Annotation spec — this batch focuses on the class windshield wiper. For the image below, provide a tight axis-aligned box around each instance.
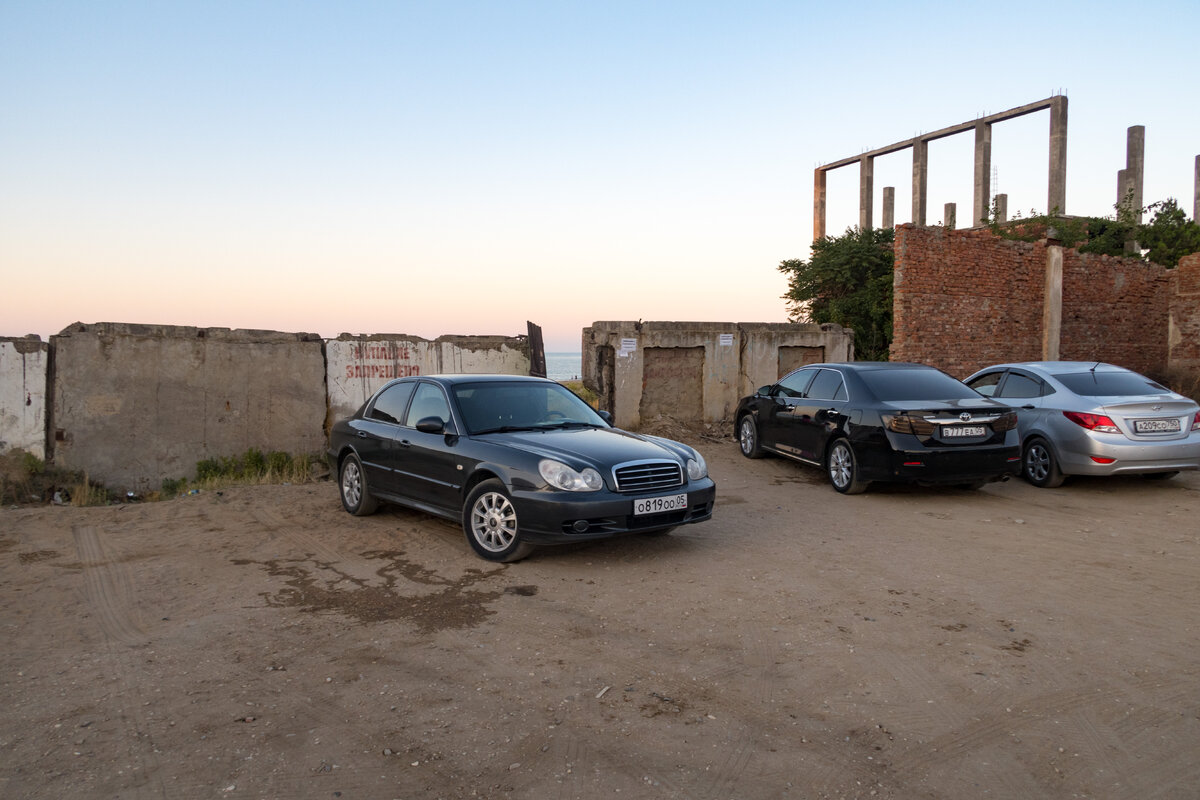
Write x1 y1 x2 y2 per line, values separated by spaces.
472 425 542 434
539 421 603 430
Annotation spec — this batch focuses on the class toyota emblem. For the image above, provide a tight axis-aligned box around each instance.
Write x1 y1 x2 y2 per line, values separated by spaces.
959 412 973 422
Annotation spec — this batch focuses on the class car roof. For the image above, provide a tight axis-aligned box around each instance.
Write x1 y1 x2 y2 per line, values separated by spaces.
980 361 1127 375
396 373 556 385
797 362 939 372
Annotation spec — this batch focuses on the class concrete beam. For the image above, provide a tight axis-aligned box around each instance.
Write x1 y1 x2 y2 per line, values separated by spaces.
1125 125 1145 224
813 168 827 241
882 186 895 229
974 121 992 227
912 138 928 226
1048 95 1068 214
859 155 874 230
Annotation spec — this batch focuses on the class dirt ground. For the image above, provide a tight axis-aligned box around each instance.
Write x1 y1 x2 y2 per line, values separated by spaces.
2 434 1199 800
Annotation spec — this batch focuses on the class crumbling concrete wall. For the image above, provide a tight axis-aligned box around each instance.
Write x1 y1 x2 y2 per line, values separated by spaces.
325 334 530 425
0 336 48 459
50 323 327 490
1169 254 1200 370
582 321 855 429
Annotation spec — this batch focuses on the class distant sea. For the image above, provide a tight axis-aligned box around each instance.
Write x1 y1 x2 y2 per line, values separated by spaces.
546 352 583 382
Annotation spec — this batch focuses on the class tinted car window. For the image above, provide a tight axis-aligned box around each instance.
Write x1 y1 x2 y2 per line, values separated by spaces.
370 382 416 424
776 369 817 398
404 382 452 426
859 368 980 402
967 372 1003 396
1054 371 1168 397
807 369 846 401
453 381 606 434
998 372 1044 399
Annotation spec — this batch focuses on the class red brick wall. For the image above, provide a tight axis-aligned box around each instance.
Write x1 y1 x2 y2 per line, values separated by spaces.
891 225 1173 378
1170 253 1200 369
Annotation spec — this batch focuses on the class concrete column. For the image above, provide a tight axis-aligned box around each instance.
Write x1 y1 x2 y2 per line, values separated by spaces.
1117 168 1131 212
994 193 1008 223
1048 95 1068 214
912 138 928 226
973 121 992 226
1195 155 1199 223
859 155 874 230
882 186 895 229
813 168 827 242
944 203 956 230
1125 125 1145 223
1043 243 1063 360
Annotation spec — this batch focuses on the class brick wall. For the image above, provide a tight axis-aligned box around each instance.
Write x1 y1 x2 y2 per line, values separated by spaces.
892 225 1174 378
1170 253 1200 369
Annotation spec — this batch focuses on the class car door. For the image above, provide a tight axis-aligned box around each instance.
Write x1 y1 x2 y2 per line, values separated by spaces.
356 380 416 493
392 381 464 512
995 369 1052 438
759 368 818 452
788 368 850 462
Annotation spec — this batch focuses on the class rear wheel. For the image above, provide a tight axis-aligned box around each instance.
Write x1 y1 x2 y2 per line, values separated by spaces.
827 439 868 495
463 480 535 563
1023 437 1065 488
738 415 763 459
339 454 378 516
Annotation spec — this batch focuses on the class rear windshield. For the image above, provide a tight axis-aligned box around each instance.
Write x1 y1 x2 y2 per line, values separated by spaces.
858 369 980 402
1053 371 1168 397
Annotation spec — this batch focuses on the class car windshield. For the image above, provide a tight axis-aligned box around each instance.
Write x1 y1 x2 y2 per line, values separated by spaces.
859 368 981 402
453 382 608 434
1053 370 1168 397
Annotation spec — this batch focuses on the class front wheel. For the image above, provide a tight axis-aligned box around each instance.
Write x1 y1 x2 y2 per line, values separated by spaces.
339 454 379 516
1023 437 1065 488
463 480 535 563
737 415 763 459
827 439 868 495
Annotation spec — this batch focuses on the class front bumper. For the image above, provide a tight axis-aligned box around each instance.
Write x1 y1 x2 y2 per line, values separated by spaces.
508 478 717 544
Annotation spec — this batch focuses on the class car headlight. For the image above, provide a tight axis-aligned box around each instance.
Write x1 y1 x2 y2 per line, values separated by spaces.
686 451 708 481
538 459 603 492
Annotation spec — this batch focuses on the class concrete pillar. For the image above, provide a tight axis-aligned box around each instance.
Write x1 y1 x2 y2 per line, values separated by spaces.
1117 168 1131 212
813 168 827 242
912 138 928 226
1043 243 1063 360
882 186 895 229
973 121 992 226
1048 95 1068 214
1195 155 1199 223
859 155 874 230
1125 125 1145 223
944 203 956 230
994 193 1008 223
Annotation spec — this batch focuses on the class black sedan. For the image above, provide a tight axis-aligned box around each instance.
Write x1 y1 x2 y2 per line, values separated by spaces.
734 362 1021 493
328 374 716 562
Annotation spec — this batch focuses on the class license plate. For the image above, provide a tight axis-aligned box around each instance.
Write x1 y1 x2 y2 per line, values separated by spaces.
942 425 986 438
634 493 688 516
1134 418 1181 433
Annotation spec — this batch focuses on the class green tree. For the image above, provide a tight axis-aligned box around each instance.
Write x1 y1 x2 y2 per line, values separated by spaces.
778 226 894 361
1140 198 1200 268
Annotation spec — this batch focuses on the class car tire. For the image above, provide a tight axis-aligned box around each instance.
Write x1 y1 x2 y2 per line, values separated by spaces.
1141 471 1179 481
1023 437 1065 488
737 415 763 459
463 479 535 563
827 439 868 495
339 454 379 516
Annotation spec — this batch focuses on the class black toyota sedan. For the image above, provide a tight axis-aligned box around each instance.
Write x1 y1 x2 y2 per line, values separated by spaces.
734 362 1021 494
328 375 716 562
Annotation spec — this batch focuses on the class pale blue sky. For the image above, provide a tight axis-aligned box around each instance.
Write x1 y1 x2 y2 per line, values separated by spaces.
2 1 1197 350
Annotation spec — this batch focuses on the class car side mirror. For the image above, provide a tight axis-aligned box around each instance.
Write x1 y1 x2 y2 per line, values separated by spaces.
597 410 614 425
415 416 447 434
758 385 774 396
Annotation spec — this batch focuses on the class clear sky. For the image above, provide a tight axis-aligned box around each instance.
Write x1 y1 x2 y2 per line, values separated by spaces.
2 1 1198 351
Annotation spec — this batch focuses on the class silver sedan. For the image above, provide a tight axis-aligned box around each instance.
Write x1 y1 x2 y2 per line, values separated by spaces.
963 361 1200 487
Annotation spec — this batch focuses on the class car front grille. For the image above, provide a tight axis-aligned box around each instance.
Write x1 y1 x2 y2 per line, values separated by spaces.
612 460 684 493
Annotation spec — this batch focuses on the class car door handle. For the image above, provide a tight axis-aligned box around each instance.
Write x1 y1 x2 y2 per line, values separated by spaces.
1021 404 1035 410
357 431 368 438
398 439 412 448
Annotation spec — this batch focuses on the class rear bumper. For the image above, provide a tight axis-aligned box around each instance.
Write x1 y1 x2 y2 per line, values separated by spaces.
861 444 1022 484
508 478 717 544
1056 431 1200 476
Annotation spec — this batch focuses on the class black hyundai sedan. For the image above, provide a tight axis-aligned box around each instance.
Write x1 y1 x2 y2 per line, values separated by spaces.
734 362 1021 494
328 375 716 562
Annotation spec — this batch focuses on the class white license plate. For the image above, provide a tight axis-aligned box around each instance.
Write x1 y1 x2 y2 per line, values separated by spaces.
634 493 688 516
942 425 986 438
1135 418 1181 433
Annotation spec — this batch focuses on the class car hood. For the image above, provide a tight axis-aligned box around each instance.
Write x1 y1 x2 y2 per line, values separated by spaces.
475 426 692 467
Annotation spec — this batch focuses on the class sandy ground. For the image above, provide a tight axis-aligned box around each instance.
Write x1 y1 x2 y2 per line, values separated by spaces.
2 436 1199 800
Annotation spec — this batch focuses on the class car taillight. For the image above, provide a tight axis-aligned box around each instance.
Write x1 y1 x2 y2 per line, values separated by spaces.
1063 411 1120 433
1192 412 1200 432
883 415 934 436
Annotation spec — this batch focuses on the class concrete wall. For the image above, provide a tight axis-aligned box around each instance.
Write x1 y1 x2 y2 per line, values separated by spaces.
50 323 328 490
0 337 48 459
891 225 1175 378
582 321 854 429
326 334 529 425
1169 253 1200 370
